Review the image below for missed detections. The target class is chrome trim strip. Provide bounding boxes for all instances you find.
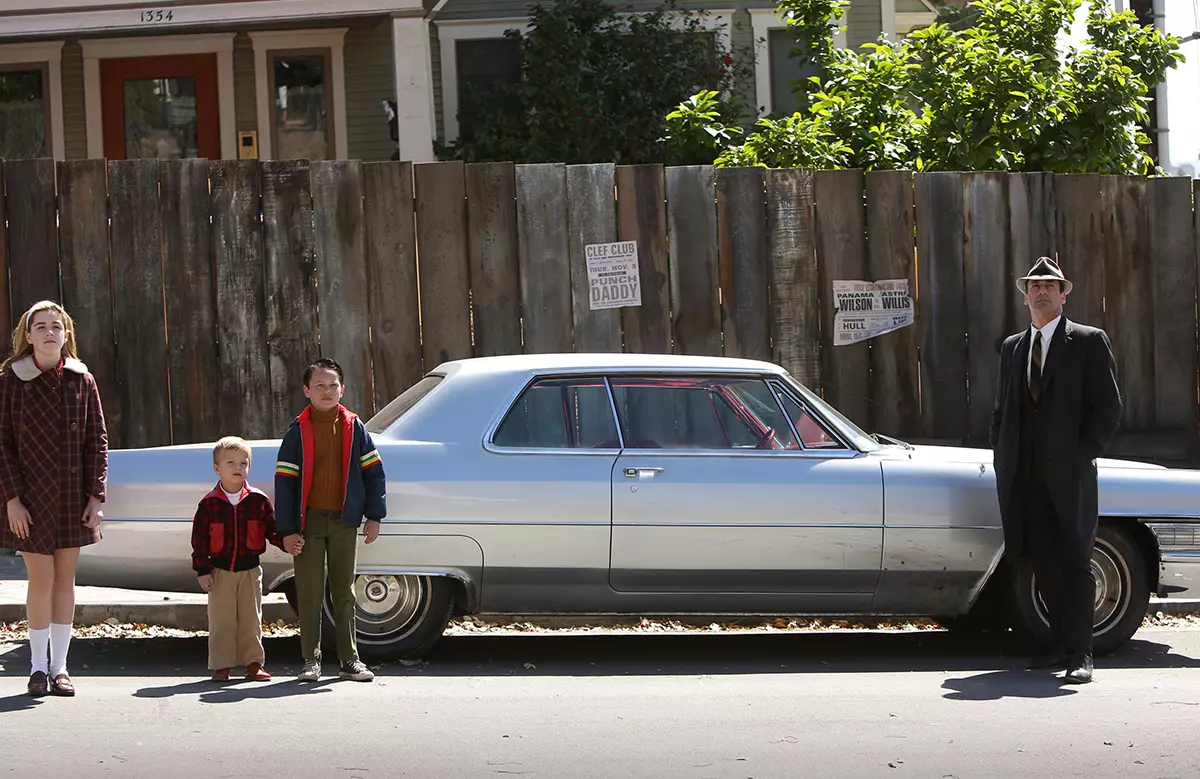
[883,525,1000,531]
[603,376,626,449]
[611,521,886,529]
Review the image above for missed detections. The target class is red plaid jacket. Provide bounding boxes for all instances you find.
[190,483,283,575]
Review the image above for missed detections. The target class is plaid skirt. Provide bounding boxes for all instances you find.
[0,507,101,556]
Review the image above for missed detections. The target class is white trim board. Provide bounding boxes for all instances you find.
[748,7,847,117]
[437,10,735,144]
[81,32,237,159]
[249,28,349,160]
[0,40,66,160]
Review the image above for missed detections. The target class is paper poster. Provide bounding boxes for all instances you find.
[585,241,641,310]
[832,279,914,345]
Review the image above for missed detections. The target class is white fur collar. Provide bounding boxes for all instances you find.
[11,355,88,382]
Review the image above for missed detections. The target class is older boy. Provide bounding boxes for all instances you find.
[275,358,387,683]
[191,436,285,682]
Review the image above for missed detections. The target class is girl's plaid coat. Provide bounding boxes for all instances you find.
[0,356,108,555]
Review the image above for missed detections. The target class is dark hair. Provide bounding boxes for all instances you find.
[304,357,345,386]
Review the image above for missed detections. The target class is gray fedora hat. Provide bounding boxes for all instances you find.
[1017,256,1073,295]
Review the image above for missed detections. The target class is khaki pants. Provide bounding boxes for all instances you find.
[207,566,265,670]
[293,508,360,664]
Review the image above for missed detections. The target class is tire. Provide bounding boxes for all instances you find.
[1005,521,1150,655]
[320,574,456,661]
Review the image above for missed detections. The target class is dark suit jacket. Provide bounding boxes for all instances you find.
[989,318,1122,558]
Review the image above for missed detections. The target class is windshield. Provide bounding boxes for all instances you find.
[365,375,444,435]
[783,376,880,452]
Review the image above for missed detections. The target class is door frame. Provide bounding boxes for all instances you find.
[82,33,236,160]
[99,53,221,160]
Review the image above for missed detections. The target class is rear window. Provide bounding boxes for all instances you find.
[491,377,619,449]
[366,375,444,434]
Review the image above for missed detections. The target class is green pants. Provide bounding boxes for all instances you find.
[293,508,359,664]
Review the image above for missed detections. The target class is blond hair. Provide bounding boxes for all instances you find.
[2,300,79,373]
[213,436,252,464]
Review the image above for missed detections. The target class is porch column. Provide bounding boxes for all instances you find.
[391,14,436,163]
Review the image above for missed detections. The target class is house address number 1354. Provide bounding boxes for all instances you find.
[140,9,176,23]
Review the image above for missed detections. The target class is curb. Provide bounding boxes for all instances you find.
[1,600,1197,632]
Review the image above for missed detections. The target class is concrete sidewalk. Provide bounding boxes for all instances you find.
[1,553,1197,631]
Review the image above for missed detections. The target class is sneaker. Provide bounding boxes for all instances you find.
[210,668,231,682]
[244,662,271,681]
[297,660,321,682]
[339,660,374,682]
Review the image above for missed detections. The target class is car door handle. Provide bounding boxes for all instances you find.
[623,467,664,478]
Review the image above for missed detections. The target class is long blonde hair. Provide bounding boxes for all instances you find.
[2,300,79,372]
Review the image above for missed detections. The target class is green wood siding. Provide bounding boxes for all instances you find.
[61,41,87,159]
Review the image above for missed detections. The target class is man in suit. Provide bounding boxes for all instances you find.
[989,256,1122,684]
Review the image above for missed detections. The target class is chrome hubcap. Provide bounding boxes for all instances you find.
[1033,538,1131,636]
[325,574,429,642]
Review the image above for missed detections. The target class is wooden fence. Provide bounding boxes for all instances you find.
[0,158,1196,464]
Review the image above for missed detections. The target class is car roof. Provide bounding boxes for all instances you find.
[428,353,787,377]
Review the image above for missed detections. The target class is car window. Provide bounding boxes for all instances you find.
[366,375,444,434]
[492,377,619,449]
[609,376,798,450]
[771,387,845,449]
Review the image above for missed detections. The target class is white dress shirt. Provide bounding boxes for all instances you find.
[1027,314,1061,383]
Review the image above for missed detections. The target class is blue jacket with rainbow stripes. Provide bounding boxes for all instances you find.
[274,404,387,535]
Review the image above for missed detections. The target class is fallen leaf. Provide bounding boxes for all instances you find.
[523,662,536,670]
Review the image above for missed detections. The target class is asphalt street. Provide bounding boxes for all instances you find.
[1,626,1198,779]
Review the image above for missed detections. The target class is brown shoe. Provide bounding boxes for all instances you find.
[244,662,271,681]
[27,671,48,697]
[50,674,75,697]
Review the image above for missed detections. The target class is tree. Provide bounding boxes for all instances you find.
[439,0,752,165]
[660,0,1183,174]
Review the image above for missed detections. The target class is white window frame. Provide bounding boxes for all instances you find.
[250,28,349,160]
[437,9,734,145]
[0,41,66,160]
[749,7,847,117]
[81,33,237,159]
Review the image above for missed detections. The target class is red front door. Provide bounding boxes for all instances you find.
[100,54,221,160]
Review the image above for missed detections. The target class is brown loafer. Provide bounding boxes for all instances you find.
[50,674,76,696]
[27,671,49,697]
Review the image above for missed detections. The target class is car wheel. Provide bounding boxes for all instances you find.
[321,574,455,661]
[1006,522,1149,655]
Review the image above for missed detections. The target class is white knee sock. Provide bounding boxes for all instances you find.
[28,626,49,675]
[49,623,72,677]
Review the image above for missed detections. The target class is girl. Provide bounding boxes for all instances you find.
[0,301,107,697]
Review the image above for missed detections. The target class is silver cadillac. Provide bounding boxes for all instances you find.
[79,354,1200,659]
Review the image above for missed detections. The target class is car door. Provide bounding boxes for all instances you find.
[608,374,883,602]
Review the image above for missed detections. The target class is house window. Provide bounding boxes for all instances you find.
[455,38,521,140]
[768,29,820,116]
[0,66,49,158]
[270,51,332,160]
[123,76,200,159]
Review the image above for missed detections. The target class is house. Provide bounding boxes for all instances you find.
[0,0,936,164]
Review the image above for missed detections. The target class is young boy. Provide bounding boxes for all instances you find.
[191,436,286,682]
[274,358,387,683]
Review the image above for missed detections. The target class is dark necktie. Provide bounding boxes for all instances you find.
[1029,330,1043,403]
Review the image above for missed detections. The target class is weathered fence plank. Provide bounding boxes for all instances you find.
[364,161,421,407]
[0,165,8,336]
[865,170,919,439]
[616,164,670,354]
[915,172,967,443]
[766,168,820,387]
[211,160,270,440]
[160,160,221,444]
[568,163,622,352]
[415,161,472,368]
[108,159,170,448]
[1103,176,1153,431]
[516,163,572,354]
[466,162,522,357]
[312,160,372,415]
[262,160,318,431]
[717,167,769,361]
[667,166,721,357]
[815,169,869,426]
[1151,178,1198,452]
[1008,173,1056,334]
[5,159,59,317]
[1055,174,1105,329]
[57,160,121,448]
[963,172,1010,448]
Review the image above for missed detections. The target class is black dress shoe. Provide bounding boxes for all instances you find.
[1064,654,1094,684]
[1027,652,1069,670]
